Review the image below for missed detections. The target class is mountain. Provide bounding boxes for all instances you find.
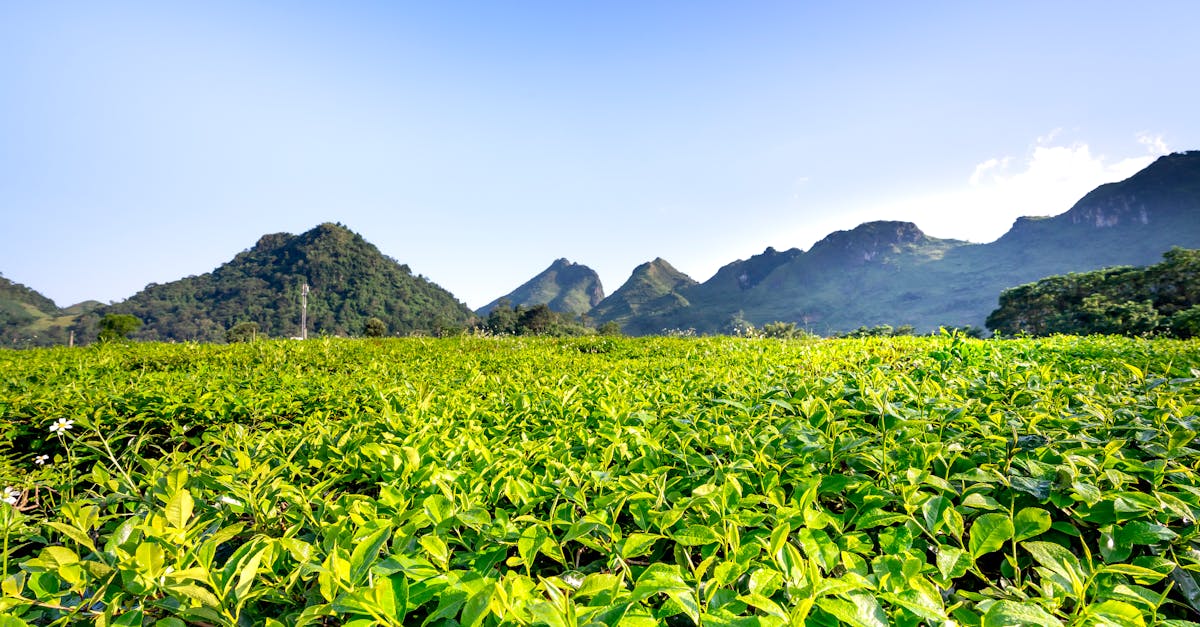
[101,223,474,342]
[609,151,1200,335]
[477,258,604,316]
[589,258,698,334]
[0,274,100,347]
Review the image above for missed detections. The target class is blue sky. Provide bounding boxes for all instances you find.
[2,2,1198,309]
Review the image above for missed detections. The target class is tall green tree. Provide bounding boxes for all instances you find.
[98,314,143,342]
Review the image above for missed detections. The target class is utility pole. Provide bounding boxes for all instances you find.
[300,282,309,340]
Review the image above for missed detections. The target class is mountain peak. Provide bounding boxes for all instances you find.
[589,258,697,332]
[1055,150,1200,230]
[107,223,471,341]
[477,259,604,316]
[807,220,939,263]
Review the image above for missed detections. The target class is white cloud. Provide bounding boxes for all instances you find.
[812,134,1169,245]
[1137,132,1169,155]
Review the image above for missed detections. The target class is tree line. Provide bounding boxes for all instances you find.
[987,247,1200,337]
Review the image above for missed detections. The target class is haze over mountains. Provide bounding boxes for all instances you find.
[3,151,1199,344]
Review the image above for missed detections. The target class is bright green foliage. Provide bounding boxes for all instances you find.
[1,335,1199,625]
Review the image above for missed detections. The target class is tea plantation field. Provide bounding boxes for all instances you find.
[1,335,1199,626]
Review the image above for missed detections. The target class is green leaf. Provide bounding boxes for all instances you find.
[796,528,840,571]
[747,567,783,597]
[460,580,495,627]
[620,533,660,559]
[1099,563,1170,584]
[166,582,222,609]
[135,542,166,577]
[45,521,96,552]
[349,524,392,585]
[739,593,789,621]
[672,524,721,546]
[423,494,454,525]
[632,563,689,600]
[936,545,970,581]
[816,592,888,627]
[1084,599,1146,626]
[981,600,1064,626]
[166,489,194,530]
[232,545,266,602]
[961,492,1001,510]
[1024,541,1089,596]
[419,534,450,571]
[969,513,1014,559]
[373,574,407,619]
[1013,507,1052,542]
[1119,521,1177,545]
[576,573,622,600]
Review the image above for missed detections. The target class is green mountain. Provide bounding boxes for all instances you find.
[100,223,474,342]
[609,151,1200,335]
[589,258,698,334]
[0,275,100,347]
[477,258,604,316]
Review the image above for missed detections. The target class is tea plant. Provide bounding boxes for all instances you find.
[0,335,1198,625]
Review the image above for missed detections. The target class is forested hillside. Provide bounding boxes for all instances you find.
[986,247,1200,337]
[97,223,474,342]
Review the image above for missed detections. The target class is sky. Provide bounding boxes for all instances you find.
[2,2,1199,310]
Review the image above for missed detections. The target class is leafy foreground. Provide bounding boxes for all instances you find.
[1,335,1200,626]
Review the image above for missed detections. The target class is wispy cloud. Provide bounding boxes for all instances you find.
[1137,132,1169,155]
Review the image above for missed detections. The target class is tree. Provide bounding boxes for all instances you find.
[485,300,519,335]
[597,321,623,336]
[1169,304,1200,338]
[226,321,260,343]
[98,314,142,342]
[518,304,555,335]
[364,317,387,337]
[760,321,815,339]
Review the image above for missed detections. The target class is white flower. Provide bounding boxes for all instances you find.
[49,418,74,435]
[2,486,18,505]
[34,455,49,466]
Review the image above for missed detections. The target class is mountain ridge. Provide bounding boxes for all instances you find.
[4,151,1199,342]
[477,258,604,316]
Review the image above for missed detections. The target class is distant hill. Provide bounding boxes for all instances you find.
[589,258,698,334]
[603,151,1200,335]
[478,258,604,316]
[0,274,100,347]
[101,223,474,342]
